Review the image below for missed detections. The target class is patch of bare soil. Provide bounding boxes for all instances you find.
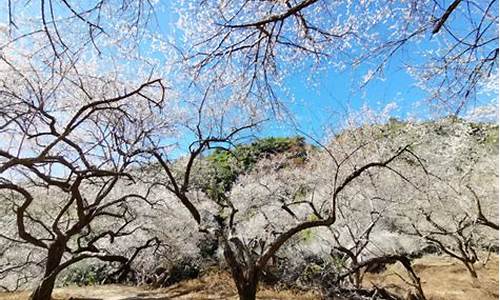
[363,254,499,300]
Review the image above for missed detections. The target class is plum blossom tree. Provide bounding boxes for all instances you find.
[261,113,496,297]
[0,14,178,297]
[361,118,499,281]
[147,113,422,299]
[4,0,160,60]
[0,85,165,299]
[401,172,498,280]
[175,0,498,114]
[298,121,430,299]
[0,2,497,300]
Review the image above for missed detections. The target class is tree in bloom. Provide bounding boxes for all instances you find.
[147,116,421,299]
[0,9,179,296]
[175,0,498,114]
[395,119,499,280]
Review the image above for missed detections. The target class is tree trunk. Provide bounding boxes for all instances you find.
[234,271,259,300]
[221,237,260,300]
[30,241,65,300]
[30,275,58,300]
[465,261,478,279]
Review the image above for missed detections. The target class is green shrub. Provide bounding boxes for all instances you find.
[158,258,200,287]
[484,126,499,148]
[201,136,309,202]
[60,263,109,286]
[300,228,314,243]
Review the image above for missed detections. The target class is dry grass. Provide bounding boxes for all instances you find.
[0,272,319,300]
[363,254,499,300]
[156,271,320,299]
[0,285,149,300]
[1,255,497,300]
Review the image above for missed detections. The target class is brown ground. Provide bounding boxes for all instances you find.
[0,255,497,300]
[0,272,319,300]
[363,254,499,300]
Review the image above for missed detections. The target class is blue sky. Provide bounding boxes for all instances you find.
[2,1,496,144]
[270,59,428,137]
[151,2,498,142]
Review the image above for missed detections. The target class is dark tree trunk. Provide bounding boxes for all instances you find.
[221,237,260,300]
[30,241,65,300]
[234,271,259,300]
[464,261,478,279]
[30,275,58,300]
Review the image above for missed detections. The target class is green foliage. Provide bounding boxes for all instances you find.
[467,122,499,152]
[329,254,346,272]
[374,118,408,138]
[160,258,200,287]
[302,263,323,278]
[483,125,499,148]
[197,235,219,259]
[295,185,312,201]
[300,229,314,243]
[202,136,308,202]
[306,213,319,222]
[299,214,320,243]
[386,118,406,132]
[60,263,109,286]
